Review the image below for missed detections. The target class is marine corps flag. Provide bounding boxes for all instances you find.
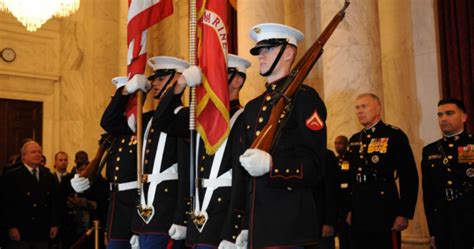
[125,0,173,131]
[196,0,230,154]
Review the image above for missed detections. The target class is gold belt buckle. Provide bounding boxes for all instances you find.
[142,174,149,183]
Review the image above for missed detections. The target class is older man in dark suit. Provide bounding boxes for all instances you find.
[3,140,60,249]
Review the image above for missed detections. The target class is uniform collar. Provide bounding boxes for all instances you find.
[363,120,384,134]
[265,76,289,93]
[443,130,465,142]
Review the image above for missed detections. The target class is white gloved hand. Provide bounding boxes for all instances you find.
[130,234,139,249]
[124,74,151,94]
[181,66,202,87]
[235,230,248,249]
[239,149,272,177]
[70,174,90,193]
[218,240,237,249]
[168,224,187,240]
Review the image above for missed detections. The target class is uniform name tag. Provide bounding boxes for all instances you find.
[458,144,474,163]
[428,155,442,160]
[367,138,389,153]
[340,183,349,189]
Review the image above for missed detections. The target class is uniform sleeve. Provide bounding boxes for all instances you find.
[394,130,419,219]
[322,150,338,226]
[3,172,21,229]
[421,146,436,236]
[151,86,190,137]
[267,86,327,188]
[173,138,191,225]
[100,89,134,135]
[221,116,248,242]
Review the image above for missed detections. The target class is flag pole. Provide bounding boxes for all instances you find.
[136,91,144,192]
[188,0,197,217]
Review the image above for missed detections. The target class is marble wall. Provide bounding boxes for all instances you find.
[0,0,441,247]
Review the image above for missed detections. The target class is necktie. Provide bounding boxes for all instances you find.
[32,168,39,181]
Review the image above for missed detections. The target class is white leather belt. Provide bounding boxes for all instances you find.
[110,181,137,191]
[200,170,232,188]
[142,164,178,183]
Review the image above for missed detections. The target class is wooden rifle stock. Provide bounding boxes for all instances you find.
[251,1,350,152]
[79,133,114,180]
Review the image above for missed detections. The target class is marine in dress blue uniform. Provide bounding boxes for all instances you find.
[421,98,474,249]
[238,23,327,249]
[346,93,418,249]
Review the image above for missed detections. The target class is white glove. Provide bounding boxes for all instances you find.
[130,234,139,249]
[70,174,90,193]
[218,240,237,249]
[124,74,151,94]
[239,149,272,177]
[181,66,202,87]
[235,230,248,249]
[168,224,187,240]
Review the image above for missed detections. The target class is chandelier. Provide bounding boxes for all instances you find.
[0,0,80,32]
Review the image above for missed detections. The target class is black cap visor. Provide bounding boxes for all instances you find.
[250,38,288,55]
[147,69,177,81]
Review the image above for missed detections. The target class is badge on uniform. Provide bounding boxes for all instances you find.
[466,168,474,178]
[371,155,380,163]
[137,204,155,224]
[341,161,350,171]
[191,210,209,232]
[367,138,389,153]
[428,154,442,160]
[458,144,474,163]
[305,110,324,131]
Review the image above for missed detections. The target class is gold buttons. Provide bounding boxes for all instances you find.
[148,139,152,144]
[115,166,120,171]
[280,113,285,119]
[33,203,37,207]
[187,202,191,205]
[447,168,451,172]
[145,160,149,164]
[116,157,121,162]
[285,169,290,173]
[217,197,222,202]
[114,176,118,180]
[237,214,241,218]
[448,144,454,147]
[256,130,261,136]
[146,149,150,154]
[258,117,264,123]
[431,164,434,168]
[121,139,125,143]
[265,95,271,101]
[367,134,371,138]
[200,167,204,172]
[164,188,169,192]
[129,150,133,154]
[202,155,206,160]
[448,155,453,159]
[235,225,239,229]
[274,169,279,173]
[27,192,30,196]
[232,235,237,240]
[380,191,384,195]
[358,167,362,171]
[447,180,452,185]
[271,84,276,90]
[359,155,363,159]
[287,187,293,191]
[246,125,251,130]
[118,148,123,152]
[184,220,187,224]
[151,128,155,133]
[296,169,300,173]
[262,106,267,111]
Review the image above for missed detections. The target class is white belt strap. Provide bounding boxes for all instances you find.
[143,164,178,183]
[110,181,138,191]
[194,109,243,231]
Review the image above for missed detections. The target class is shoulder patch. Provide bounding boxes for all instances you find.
[389,124,400,130]
[305,110,324,131]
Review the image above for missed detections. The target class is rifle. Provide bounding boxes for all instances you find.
[251,0,350,152]
[79,133,114,181]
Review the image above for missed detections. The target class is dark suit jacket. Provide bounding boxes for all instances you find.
[3,164,60,241]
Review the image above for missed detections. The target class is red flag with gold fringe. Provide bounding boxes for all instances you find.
[196,0,230,154]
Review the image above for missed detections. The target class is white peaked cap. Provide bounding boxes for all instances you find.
[228,54,251,74]
[249,23,304,47]
[112,76,128,88]
[147,56,189,73]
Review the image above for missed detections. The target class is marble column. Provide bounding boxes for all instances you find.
[378,0,440,248]
[237,0,285,105]
[320,0,384,148]
[59,0,123,163]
